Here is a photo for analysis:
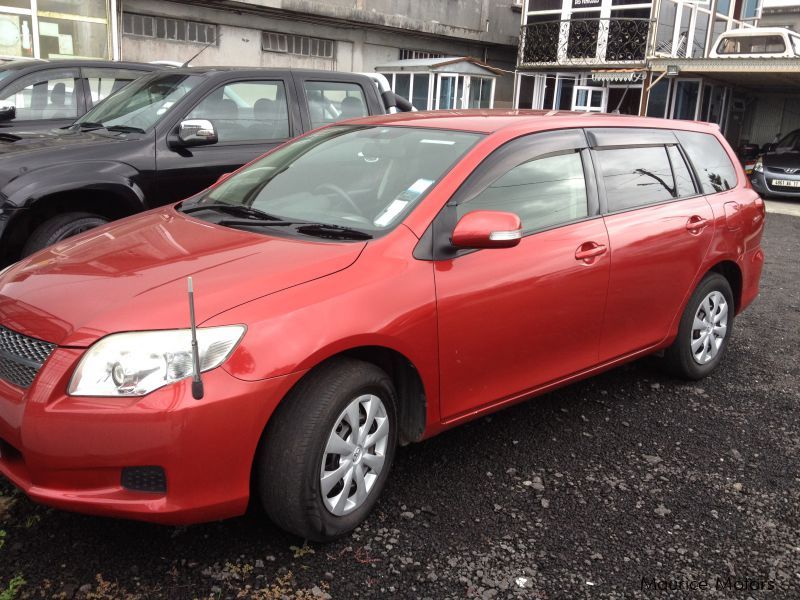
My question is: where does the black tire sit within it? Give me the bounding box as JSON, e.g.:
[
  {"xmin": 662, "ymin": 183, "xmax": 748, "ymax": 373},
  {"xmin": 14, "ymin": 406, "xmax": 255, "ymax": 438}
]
[
  {"xmin": 22, "ymin": 212, "xmax": 109, "ymax": 257},
  {"xmin": 256, "ymin": 358, "xmax": 398, "ymax": 541},
  {"xmin": 662, "ymin": 272, "xmax": 735, "ymax": 380}
]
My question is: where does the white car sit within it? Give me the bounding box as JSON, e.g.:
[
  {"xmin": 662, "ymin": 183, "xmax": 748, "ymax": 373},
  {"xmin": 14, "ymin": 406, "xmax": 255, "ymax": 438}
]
[{"xmin": 710, "ymin": 27, "xmax": 800, "ymax": 59}]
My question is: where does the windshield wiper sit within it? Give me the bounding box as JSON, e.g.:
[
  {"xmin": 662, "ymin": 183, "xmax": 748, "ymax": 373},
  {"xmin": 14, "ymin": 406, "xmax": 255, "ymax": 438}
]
[
  {"xmin": 106, "ymin": 124, "xmax": 146, "ymax": 134},
  {"xmin": 215, "ymin": 218, "xmax": 372, "ymax": 240},
  {"xmin": 76, "ymin": 121, "xmax": 105, "ymax": 130},
  {"xmin": 294, "ymin": 223, "xmax": 372, "ymax": 240},
  {"xmin": 181, "ymin": 202, "xmax": 284, "ymax": 221}
]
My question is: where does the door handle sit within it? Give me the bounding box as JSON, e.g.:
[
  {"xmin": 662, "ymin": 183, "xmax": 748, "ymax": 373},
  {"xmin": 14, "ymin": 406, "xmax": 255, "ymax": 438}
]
[
  {"xmin": 575, "ymin": 241, "xmax": 607, "ymax": 262},
  {"xmin": 685, "ymin": 215, "xmax": 709, "ymax": 232}
]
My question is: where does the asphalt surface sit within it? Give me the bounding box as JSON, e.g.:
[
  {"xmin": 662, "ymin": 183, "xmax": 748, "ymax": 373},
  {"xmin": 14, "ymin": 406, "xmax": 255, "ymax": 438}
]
[{"xmin": 1, "ymin": 212, "xmax": 799, "ymax": 599}]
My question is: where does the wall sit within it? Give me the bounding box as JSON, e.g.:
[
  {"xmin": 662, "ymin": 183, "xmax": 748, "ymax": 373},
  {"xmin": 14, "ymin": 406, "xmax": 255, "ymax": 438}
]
[{"xmin": 121, "ymin": 0, "xmax": 516, "ymax": 103}]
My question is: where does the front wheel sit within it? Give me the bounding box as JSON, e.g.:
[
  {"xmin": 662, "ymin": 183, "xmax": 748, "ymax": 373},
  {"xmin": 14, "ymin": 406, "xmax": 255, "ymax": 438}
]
[
  {"xmin": 22, "ymin": 212, "xmax": 109, "ymax": 257},
  {"xmin": 662, "ymin": 272, "xmax": 735, "ymax": 380},
  {"xmin": 256, "ymin": 358, "xmax": 397, "ymax": 541}
]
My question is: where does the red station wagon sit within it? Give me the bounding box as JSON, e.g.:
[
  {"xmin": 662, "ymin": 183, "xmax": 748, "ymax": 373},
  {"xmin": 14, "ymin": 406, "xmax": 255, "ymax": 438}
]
[{"xmin": 0, "ymin": 111, "xmax": 765, "ymax": 541}]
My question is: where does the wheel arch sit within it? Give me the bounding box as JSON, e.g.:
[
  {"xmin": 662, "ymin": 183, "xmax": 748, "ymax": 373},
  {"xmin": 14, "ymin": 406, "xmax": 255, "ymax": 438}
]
[{"xmin": 708, "ymin": 259, "xmax": 743, "ymax": 314}]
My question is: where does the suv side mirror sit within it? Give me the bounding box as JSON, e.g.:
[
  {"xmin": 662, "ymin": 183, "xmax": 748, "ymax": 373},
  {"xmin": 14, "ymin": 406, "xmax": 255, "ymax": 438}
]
[
  {"xmin": 763, "ymin": 143, "xmax": 777, "ymax": 153},
  {"xmin": 175, "ymin": 119, "xmax": 218, "ymax": 146},
  {"xmin": 0, "ymin": 104, "xmax": 16, "ymax": 122},
  {"xmin": 452, "ymin": 210, "xmax": 523, "ymax": 249}
]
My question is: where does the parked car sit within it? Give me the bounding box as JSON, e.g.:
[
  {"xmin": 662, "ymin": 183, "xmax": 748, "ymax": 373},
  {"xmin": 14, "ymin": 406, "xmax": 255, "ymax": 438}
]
[
  {"xmin": 751, "ymin": 128, "xmax": 800, "ymax": 198},
  {"xmin": 709, "ymin": 27, "xmax": 800, "ymax": 59},
  {"xmin": 0, "ymin": 59, "xmax": 159, "ymax": 132},
  {"xmin": 0, "ymin": 111, "xmax": 765, "ymax": 541},
  {"xmin": 0, "ymin": 67, "xmax": 402, "ymax": 265}
]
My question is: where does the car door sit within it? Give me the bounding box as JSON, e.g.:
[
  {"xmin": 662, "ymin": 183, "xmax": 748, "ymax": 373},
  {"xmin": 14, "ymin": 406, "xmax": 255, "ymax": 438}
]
[
  {"xmin": 82, "ymin": 67, "xmax": 151, "ymax": 109},
  {"xmin": 155, "ymin": 75, "xmax": 301, "ymax": 205},
  {"xmin": 292, "ymin": 73, "xmax": 375, "ymax": 132},
  {"xmin": 589, "ymin": 128, "xmax": 715, "ymax": 362},
  {"xmin": 431, "ymin": 129, "xmax": 610, "ymax": 420},
  {"xmin": 0, "ymin": 67, "xmax": 84, "ymax": 132}
]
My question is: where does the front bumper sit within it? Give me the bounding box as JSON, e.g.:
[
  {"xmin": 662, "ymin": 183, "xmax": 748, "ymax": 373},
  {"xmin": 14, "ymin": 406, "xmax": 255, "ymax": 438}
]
[
  {"xmin": 0, "ymin": 346, "xmax": 304, "ymax": 524},
  {"xmin": 751, "ymin": 171, "xmax": 800, "ymax": 199}
]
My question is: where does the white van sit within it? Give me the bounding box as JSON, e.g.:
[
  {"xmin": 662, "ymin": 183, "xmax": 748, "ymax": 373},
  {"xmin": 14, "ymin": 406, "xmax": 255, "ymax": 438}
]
[{"xmin": 710, "ymin": 27, "xmax": 800, "ymax": 59}]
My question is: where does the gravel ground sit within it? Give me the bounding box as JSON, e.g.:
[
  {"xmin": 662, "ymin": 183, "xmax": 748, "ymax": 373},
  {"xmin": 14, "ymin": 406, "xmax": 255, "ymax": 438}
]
[{"xmin": 1, "ymin": 213, "xmax": 798, "ymax": 600}]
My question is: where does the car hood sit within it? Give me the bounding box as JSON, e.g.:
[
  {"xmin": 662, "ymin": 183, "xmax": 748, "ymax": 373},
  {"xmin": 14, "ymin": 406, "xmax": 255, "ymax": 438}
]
[
  {"xmin": 0, "ymin": 208, "xmax": 366, "ymax": 347},
  {"xmin": 0, "ymin": 127, "xmax": 131, "ymax": 159},
  {"xmin": 764, "ymin": 150, "xmax": 800, "ymax": 170}
]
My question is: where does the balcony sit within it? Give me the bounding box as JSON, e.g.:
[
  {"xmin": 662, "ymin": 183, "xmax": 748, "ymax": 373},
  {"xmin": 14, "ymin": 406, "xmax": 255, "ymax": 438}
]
[{"xmin": 518, "ymin": 18, "xmax": 653, "ymax": 68}]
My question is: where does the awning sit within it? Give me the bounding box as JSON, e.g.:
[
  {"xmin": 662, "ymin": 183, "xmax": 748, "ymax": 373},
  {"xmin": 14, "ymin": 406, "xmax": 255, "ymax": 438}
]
[
  {"xmin": 591, "ymin": 69, "xmax": 646, "ymax": 83},
  {"xmin": 648, "ymin": 57, "xmax": 800, "ymax": 93}
]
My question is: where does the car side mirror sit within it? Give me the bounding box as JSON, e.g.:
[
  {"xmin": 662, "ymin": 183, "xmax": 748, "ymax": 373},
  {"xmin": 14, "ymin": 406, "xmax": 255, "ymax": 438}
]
[
  {"xmin": 451, "ymin": 210, "xmax": 523, "ymax": 249},
  {"xmin": 175, "ymin": 119, "xmax": 218, "ymax": 146},
  {"xmin": 0, "ymin": 104, "xmax": 15, "ymax": 122},
  {"xmin": 764, "ymin": 143, "xmax": 777, "ymax": 153}
]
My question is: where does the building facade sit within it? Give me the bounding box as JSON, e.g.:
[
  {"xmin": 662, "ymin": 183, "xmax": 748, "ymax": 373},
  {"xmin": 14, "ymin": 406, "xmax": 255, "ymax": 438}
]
[{"xmin": 513, "ymin": 0, "xmax": 800, "ymax": 148}]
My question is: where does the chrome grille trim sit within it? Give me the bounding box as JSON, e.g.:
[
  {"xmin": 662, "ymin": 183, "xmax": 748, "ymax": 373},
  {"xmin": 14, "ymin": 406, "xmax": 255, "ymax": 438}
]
[{"xmin": 0, "ymin": 325, "xmax": 55, "ymax": 388}]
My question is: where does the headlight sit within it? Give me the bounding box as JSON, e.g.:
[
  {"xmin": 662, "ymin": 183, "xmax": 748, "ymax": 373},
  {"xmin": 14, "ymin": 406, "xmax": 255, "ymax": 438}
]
[
  {"xmin": 68, "ymin": 325, "xmax": 246, "ymax": 397},
  {"xmin": 753, "ymin": 157, "xmax": 763, "ymax": 173}
]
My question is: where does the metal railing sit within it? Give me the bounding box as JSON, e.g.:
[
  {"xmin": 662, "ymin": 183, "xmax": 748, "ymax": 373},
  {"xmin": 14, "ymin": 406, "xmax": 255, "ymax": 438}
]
[{"xmin": 519, "ymin": 18, "xmax": 654, "ymax": 67}]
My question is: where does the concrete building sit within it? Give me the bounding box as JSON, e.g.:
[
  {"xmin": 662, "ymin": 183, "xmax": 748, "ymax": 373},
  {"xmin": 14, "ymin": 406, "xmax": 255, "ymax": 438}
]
[
  {"xmin": 514, "ymin": 0, "xmax": 800, "ymax": 148},
  {"xmin": 0, "ymin": 1, "xmax": 521, "ymax": 104},
  {"xmin": 758, "ymin": 4, "xmax": 800, "ymax": 31}
]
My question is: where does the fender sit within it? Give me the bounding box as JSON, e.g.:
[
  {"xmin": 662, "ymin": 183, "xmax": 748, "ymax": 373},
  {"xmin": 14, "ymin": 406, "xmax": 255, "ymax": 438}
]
[{"xmin": 1, "ymin": 160, "xmax": 147, "ymax": 212}]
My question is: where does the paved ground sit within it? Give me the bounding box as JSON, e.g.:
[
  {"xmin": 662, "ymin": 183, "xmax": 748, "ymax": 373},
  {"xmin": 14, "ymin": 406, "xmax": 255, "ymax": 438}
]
[
  {"xmin": 765, "ymin": 198, "xmax": 800, "ymax": 218},
  {"xmin": 1, "ymin": 213, "xmax": 799, "ymax": 600}
]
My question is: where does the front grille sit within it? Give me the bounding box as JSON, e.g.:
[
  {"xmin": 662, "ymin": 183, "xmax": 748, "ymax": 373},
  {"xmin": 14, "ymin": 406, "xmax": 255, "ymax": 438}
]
[
  {"xmin": 0, "ymin": 325, "xmax": 55, "ymax": 388},
  {"xmin": 121, "ymin": 466, "xmax": 167, "ymax": 493}
]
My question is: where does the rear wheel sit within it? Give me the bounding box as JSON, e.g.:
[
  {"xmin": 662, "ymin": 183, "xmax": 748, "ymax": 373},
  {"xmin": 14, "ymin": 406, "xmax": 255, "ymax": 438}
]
[
  {"xmin": 22, "ymin": 212, "xmax": 109, "ymax": 257},
  {"xmin": 256, "ymin": 358, "xmax": 397, "ymax": 541},
  {"xmin": 662, "ymin": 272, "xmax": 734, "ymax": 380}
]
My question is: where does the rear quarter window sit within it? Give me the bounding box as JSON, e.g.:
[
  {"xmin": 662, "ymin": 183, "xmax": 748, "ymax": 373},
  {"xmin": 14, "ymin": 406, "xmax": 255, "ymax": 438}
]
[{"xmin": 675, "ymin": 130, "xmax": 737, "ymax": 194}]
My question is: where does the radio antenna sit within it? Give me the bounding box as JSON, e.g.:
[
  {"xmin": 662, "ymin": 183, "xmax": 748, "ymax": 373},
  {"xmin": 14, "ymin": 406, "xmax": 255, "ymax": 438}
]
[
  {"xmin": 181, "ymin": 32, "xmax": 221, "ymax": 68},
  {"xmin": 187, "ymin": 277, "xmax": 204, "ymax": 400}
]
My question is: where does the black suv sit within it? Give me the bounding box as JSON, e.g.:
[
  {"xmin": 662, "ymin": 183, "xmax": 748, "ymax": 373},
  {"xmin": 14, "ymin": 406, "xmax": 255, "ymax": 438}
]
[
  {"xmin": 751, "ymin": 129, "xmax": 800, "ymax": 198},
  {"xmin": 0, "ymin": 59, "xmax": 159, "ymax": 132},
  {"xmin": 0, "ymin": 67, "xmax": 401, "ymax": 263}
]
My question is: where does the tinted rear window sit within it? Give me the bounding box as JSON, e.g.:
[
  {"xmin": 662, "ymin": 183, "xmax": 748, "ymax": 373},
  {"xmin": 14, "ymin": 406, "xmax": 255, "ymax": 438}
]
[
  {"xmin": 595, "ymin": 146, "xmax": 676, "ymax": 212},
  {"xmin": 675, "ymin": 131, "xmax": 736, "ymax": 194}
]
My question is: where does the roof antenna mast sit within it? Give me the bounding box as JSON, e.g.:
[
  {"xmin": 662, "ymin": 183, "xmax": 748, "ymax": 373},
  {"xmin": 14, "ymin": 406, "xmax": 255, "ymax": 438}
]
[
  {"xmin": 187, "ymin": 277, "xmax": 204, "ymax": 400},
  {"xmin": 181, "ymin": 32, "xmax": 221, "ymax": 68}
]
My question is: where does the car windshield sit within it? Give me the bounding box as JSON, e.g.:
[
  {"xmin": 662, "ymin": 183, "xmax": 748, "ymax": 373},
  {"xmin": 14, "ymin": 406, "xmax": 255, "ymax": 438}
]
[
  {"xmin": 184, "ymin": 125, "xmax": 482, "ymax": 237},
  {"xmin": 776, "ymin": 130, "xmax": 800, "ymax": 152},
  {"xmin": 73, "ymin": 72, "xmax": 202, "ymax": 132}
]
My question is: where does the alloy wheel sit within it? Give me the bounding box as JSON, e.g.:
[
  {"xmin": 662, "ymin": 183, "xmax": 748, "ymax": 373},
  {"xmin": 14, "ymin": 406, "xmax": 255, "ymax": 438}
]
[{"xmin": 690, "ymin": 290, "xmax": 728, "ymax": 365}]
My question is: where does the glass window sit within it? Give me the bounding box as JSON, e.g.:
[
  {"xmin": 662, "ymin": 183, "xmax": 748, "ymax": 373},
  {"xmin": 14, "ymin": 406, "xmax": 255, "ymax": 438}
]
[
  {"xmin": 596, "ymin": 146, "xmax": 676, "ymax": 211},
  {"xmin": 38, "ymin": 18, "xmax": 108, "ymax": 59},
  {"xmin": 0, "ymin": 68, "xmax": 79, "ymax": 121},
  {"xmin": 39, "ymin": 0, "xmax": 106, "ymax": 18},
  {"xmin": 469, "ymin": 77, "xmax": 493, "ymax": 109},
  {"xmin": 692, "ymin": 11, "xmax": 710, "ymax": 58},
  {"xmin": 76, "ymin": 73, "xmax": 202, "ymax": 131},
  {"xmin": 84, "ymin": 68, "xmax": 148, "ymax": 106},
  {"xmin": 457, "ymin": 152, "xmax": 589, "ymax": 232},
  {"xmin": 672, "ymin": 80, "xmax": 699, "ymax": 120},
  {"xmin": 717, "ymin": 35, "xmax": 786, "ymax": 54},
  {"xmin": 675, "ymin": 131, "xmax": 736, "ymax": 193},
  {"xmin": 189, "ymin": 81, "xmax": 289, "ymax": 143},
  {"xmin": 411, "ymin": 74, "xmax": 430, "ymax": 110},
  {"xmin": 196, "ymin": 126, "xmax": 482, "ymax": 235},
  {"xmin": 0, "ymin": 13, "xmax": 34, "ymax": 58},
  {"xmin": 647, "ymin": 79, "xmax": 669, "ymax": 119},
  {"xmin": 304, "ymin": 81, "xmax": 367, "ymax": 128},
  {"xmin": 668, "ymin": 145, "xmax": 696, "ymax": 197},
  {"xmin": 394, "ymin": 73, "xmax": 410, "ymax": 101}
]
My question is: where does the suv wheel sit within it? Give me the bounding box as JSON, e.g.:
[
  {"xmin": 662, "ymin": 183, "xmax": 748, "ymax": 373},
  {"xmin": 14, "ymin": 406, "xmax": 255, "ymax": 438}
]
[
  {"xmin": 256, "ymin": 358, "xmax": 397, "ymax": 541},
  {"xmin": 23, "ymin": 212, "xmax": 109, "ymax": 257},
  {"xmin": 662, "ymin": 272, "xmax": 734, "ymax": 380}
]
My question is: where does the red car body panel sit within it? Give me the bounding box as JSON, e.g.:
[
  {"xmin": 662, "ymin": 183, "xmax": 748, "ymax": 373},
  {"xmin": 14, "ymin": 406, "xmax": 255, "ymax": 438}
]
[{"xmin": 0, "ymin": 110, "xmax": 765, "ymax": 524}]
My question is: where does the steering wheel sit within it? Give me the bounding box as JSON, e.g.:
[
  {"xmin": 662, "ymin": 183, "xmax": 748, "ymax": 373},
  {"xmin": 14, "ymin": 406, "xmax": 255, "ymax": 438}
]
[{"xmin": 313, "ymin": 183, "xmax": 364, "ymax": 217}]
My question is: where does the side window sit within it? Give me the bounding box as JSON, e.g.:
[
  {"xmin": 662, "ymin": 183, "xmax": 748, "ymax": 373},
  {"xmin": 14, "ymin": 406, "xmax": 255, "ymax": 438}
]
[
  {"xmin": 596, "ymin": 146, "xmax": 676, "ymax": 212},
  {"xmin": 457, "ymin": 152, "xmax": 589, "ymax": 232},
  {"xmin": 84, "ymin": 68, "xmax": 147, "ymax": 106},
  {"xmin": 188, "ymin": 80, "xmax": 289, "ymax": 143},
  {"xmin": 675, "ymin": 130, "xmax": 736, "ymax": 193},
  {"xmin": 0, "ymin": 69, "xmax": 80, "ymax": 121},
  {"xmin": 304, "ymin": 81, "xmax": 368, "ymax": 128},
  {"xmin": 667, "ymin": 145, "xmax": 696, "ymax": 197}
]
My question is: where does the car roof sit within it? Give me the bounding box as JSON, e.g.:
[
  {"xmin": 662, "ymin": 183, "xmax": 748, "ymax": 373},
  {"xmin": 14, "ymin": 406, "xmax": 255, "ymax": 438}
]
[
  {"xmin": 339, "ymin": 109, "xmax": 723, "ymax": 136},
  {"xmin": 0, "ymin": 59, "xmax": 159, "ymax": 72},
  {"xmin": 716, "ymin": 27, "xmax": 797, "ymax": 37},
  {"xmin": 156, "ymin": 66, "xmax": 373, "ymax": 77}
]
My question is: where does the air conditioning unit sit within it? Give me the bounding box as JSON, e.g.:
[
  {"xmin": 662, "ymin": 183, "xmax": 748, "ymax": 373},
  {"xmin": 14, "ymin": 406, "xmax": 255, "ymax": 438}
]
[{"xmin": 512, "ymin": 0, "xmax": 524, "ymax": 11}]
